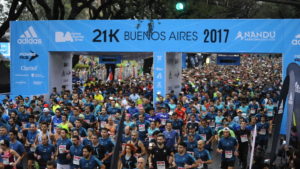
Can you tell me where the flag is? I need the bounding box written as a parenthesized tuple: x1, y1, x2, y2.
(107, 67, 113, 82)
(118, 66, 123, 80)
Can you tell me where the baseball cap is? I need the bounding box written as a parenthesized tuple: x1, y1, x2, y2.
(43, 108, 50, 112)
(79, 114, 85, 118)
(223, 127, 230, 131)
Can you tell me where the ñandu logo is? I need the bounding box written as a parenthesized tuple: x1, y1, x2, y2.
(235, 31, 276, 41)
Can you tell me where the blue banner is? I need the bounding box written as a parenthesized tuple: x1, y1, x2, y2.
(10, 19, 300, 134)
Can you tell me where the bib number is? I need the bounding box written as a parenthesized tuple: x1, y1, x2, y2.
(225, 150, 233, 158)
(241, 134, 248, 143)
(209, 121, 215, 128)
(59, 145, 66, 154)
(187, 151, 194, 156)
(3, 157, 9, 165)
(139, 124, 145, 132)
(100, 121, 106, 128)
(161, 119, 166, 125)
(73, 155, 81, 165)
(200, 134, 206, 141)
(259, 129, 266, 135)
(156, 161, 166, 169)
(197, 163, 204, 169)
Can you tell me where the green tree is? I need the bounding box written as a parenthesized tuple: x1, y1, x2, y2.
(1, 0, 300, 39)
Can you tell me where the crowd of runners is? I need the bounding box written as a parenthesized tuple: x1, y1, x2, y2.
(0, 54, 299, 169)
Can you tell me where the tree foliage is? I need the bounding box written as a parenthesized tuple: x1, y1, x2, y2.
(1, 0, 300, 39)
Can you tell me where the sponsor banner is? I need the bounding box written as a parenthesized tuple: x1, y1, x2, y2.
(9, 20, 300, 134)
(153, 52, 166, 100)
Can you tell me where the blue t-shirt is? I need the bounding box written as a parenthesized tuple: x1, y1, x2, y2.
(185, 140, 197, 152)
(218, 137, 237, 161)
(27, 130, 38, 144)
(156, 113, 169, 127)
(136, 120, 150, 141)
(79, 155, 103, 169)
(84, 113, 96, 123)
(198, 126, 214, 142)
(146, 115, 159, 123)
(68, 115, 79, 124)
(99, 137, 114, 153)
(52, 115, 62, 131)
(18, 112, 29, 123)
(163, 130, 178, 149)
(35, 144, 55, 164)
(10, 140, 25, 156)
(38, 113, 52, 124)
(57, 138, 72, 164)
(127, 107, 139, 116)
(82, 138, 92, 146)
(70, 144, 84, 167)
(193, 148, 211, 169)
(0, 135, 9, 141)
(174, 153, 196, 168)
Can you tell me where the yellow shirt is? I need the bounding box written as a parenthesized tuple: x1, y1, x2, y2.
(94, 94, 104, 102)
(52, 104, 61, 112)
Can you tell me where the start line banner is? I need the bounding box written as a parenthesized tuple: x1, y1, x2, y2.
(10, 19, 300, 135)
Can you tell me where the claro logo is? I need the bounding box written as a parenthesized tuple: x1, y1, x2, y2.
(17, 26, 42, 45)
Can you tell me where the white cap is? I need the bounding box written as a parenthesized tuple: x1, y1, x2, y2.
(157, 92, 161, 95)
(109, 97, 114, 100)
(43, 108, 50, 112)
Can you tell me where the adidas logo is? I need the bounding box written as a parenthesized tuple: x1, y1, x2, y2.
(17, 26, 42, 44)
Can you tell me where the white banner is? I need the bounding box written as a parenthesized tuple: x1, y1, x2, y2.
(166, 52, 182, 95)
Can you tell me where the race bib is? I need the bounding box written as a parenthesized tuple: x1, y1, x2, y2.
(73, 155, 81, 165)
(149, 135, 155, 141)
(241, 134, 248, 143)
(139, 124, 145, 132)
(3, 157, 9, 165)
(267, 111, 273, 116)
(59, 145, 66, 154)
(187, 151, 194, 156)
(161, 119, 166, 125)
(30, 146, 36, 152)
(209, 121, 215, 128)
(200, 134, 206, 141)
(100, 121, 106, 128)
(156, 161, 166, 169)
(197, 163, 204, 169)
(259, 129, 266, 135)
(216, 124, 222, 128)
(225, 150, 233, 158)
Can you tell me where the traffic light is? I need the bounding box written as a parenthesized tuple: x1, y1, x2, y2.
(175, 1, 185, 11)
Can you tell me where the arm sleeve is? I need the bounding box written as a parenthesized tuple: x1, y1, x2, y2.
(206, 150, 212, 160)
(95, 157, 104, 166)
